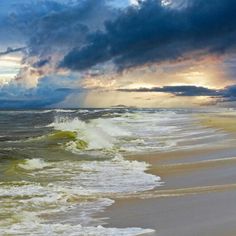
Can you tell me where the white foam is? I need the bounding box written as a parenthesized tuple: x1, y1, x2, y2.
(75, 154, 162, 194)
(2, 223, 155, 236)
(50, 117, 130, 150)
(0, 181, 155, 235)
(2, 109, 228, 235)
(30, 154, 162, 196)
(95, 118, 131, 137)
(54, 109, 77, 113)
(18, 158, 50, 171)
(49, 112, 203, 154)
(0, 183, 46, 197)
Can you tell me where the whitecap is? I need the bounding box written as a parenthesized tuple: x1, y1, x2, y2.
(18, 159, 50, 171)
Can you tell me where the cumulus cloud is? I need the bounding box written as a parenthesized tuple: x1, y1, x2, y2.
(27, 1, 109, 55)
(61, 0, 236, 71)
(1, 0, 236, 108)
(0, 0, 118, 79)
(0, 1, 139, 108)
(5, 0, 236, 76)
(3, 0, 236, 76)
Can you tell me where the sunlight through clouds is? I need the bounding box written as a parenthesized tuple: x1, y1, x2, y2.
(0, 55, 22, 85)
(0, 0, 236, 108)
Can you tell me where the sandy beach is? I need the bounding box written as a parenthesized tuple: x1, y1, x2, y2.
(99, 113, 236, 236)
(2, 0, 236, 234)
(1, 109, 236, 235)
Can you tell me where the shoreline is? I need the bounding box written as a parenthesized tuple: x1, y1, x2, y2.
(98, 113, 236, 235)
(99, 146, 236, 235)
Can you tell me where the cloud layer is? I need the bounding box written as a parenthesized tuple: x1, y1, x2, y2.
(119, 84, 236, 103)
(1, 0, 236, 108)
(61, 0, 236, 71)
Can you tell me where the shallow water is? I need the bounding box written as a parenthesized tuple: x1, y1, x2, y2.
(0, 108, 232, 235)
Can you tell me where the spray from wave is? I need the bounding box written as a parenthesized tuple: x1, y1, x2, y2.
(0, 108, 228, 235)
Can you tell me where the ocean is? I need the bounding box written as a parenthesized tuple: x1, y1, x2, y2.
(0, 108, 231, 235)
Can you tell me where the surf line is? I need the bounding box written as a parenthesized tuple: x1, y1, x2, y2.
(112, 183, 236, 199)
(61, 183, 236, 201)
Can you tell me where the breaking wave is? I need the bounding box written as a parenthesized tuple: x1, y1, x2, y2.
(18, 158, 50, 171)
(1, 108, 227, 235)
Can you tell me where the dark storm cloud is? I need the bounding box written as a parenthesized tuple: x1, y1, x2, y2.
(1, 0, 236, 108)
(33, 59, 51, 68)
(0, 47, 26, 56)
(0, 85, 88, 109)
(0, 81, 75, 109)
(118, 85, 221, 96)
(0, 0, 117, 66)
(0, 0, 66, 45)
(27, 0, 117, 59)
(61, 0, 236, 71)
(221, 85, 236, 102)
(0, 91, 69, 109)
(118, 84, 236, 102)
(27, 1, 92, 56)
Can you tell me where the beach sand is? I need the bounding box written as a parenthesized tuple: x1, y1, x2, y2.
(198, 112, 236, 133)
(98, 114, 236, 236)
(101, 191, 236, 236)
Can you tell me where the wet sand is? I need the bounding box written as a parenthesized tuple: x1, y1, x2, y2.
(99, 114, 236, 236)
(101, 191, 236, 236)
(199, 112, 236, 132)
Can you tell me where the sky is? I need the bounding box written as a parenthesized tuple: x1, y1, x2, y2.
(0, 0, 236, 108)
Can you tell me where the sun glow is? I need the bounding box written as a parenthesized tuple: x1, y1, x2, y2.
(0, 55, 22, 85)
(121, 83, 156, 90)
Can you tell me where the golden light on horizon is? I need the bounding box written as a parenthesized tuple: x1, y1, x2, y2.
(121, 83, 156, 90)
(69, 52, 236, 109)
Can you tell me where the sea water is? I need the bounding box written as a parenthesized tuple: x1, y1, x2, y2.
(0, 108, 229, 235)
